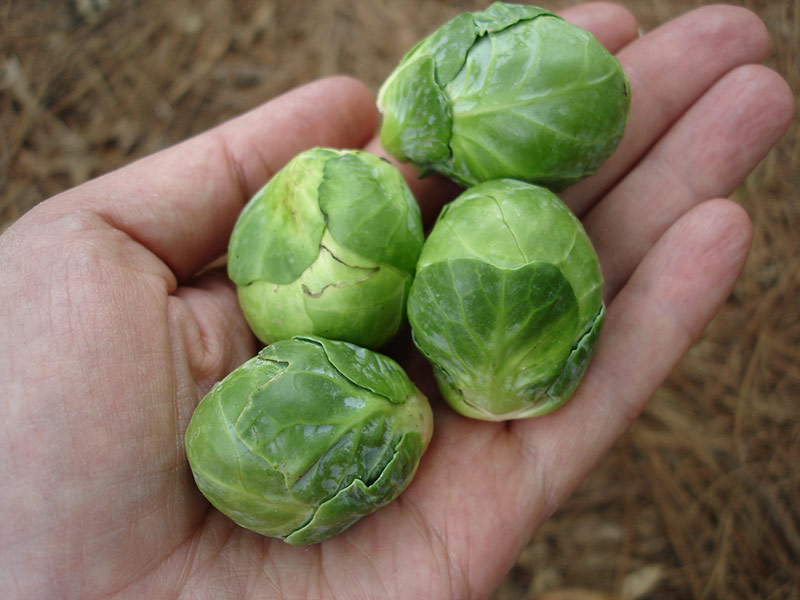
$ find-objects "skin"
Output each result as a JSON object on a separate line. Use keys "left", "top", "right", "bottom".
{"left": 0, "top": 3, "right": 793, "bottom": 599}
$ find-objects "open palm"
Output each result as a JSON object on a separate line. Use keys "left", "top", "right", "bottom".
{"left": 0, "top": 3, "right": 792, "bottom": 599}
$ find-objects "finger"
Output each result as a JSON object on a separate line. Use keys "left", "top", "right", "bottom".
{"left": 45, "top": 76, "right": 378, "bottom": 283}
{"left": 587, "top": 64, "right": 793, "bottom": 300}
{"left": 169, "top": 270, "right": 256, "bottom": 396}
{"left": 559, "top": 1, "right": 639, "bottom": 53}
{"left": 515, "top": 198, "right": 752, "bottom": 514}
{"left": 561, "top": 5, "right": 772, "bottom": 216}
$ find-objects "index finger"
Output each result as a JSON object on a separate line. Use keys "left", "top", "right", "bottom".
{"left": 43, "top": 76, "right": 379, "bottom": 282}
{"left": 561, "top": 4, "right": 771, "bottom": 215}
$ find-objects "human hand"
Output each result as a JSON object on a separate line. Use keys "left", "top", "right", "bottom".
{"left": 0, "top": 3, "right": 792, "bottom": 599}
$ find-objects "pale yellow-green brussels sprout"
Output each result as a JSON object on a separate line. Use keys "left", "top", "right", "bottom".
{"left": 228, "top": 147, "right": 424, "bottom": 349}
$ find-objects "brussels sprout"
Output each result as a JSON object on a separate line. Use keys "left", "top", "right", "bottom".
{"left": 407, "top": 179, "right": 604, "bottom": 420}
{"left": 228, "top": 147, "right": 424, "bottom": 349}
{"left": 185, "top": 335, "right": 433, "bottom": 545}
{"left": 377, "top": 2, "right": 630, "bottom": 190}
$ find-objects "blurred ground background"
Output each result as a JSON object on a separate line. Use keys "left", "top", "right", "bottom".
{"left": 1, "top": 0, "right": 797, "bottom": 598}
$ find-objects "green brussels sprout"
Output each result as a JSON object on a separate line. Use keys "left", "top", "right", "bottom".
{"left": 184, "top": 335, "right": 433, "bottom": 545}
{"left": 377, "top": 2, "right": 630, "bottom": 190}
{"left": 228, "top": 147, "right": 425, "bottom": 349}
{"left": 407, "top": 179, "right": 604, "bottom": 421}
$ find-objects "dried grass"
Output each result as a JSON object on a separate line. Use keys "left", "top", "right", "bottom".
{"left": 1, "top": 0, "right": 797, "bottom": 598}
